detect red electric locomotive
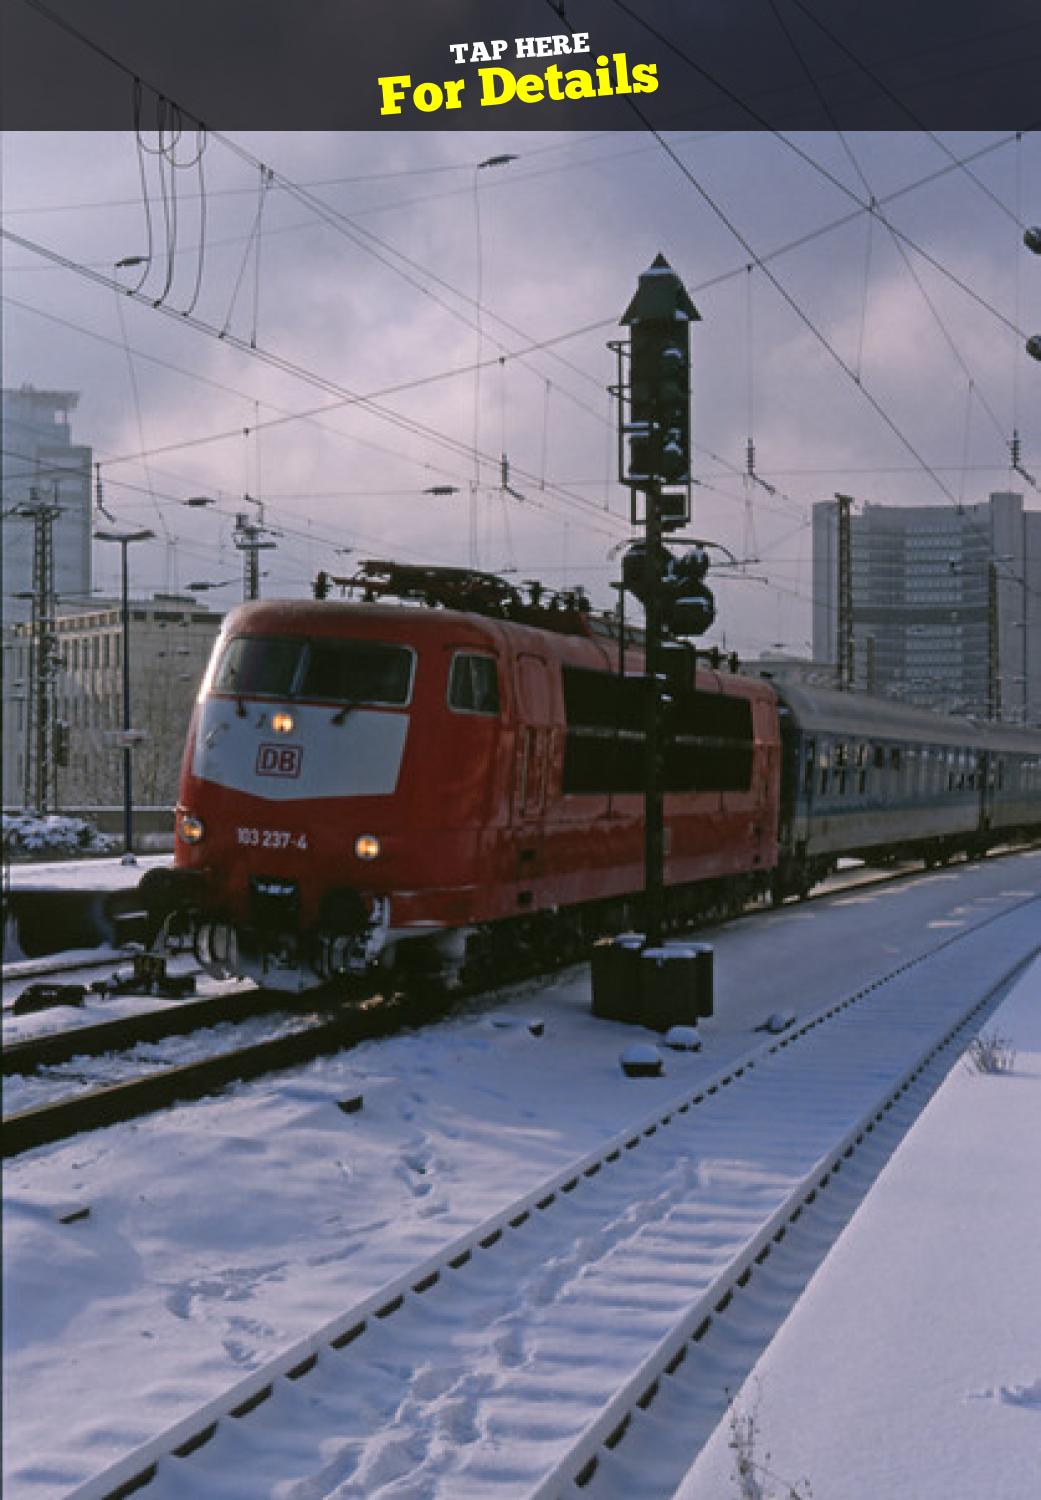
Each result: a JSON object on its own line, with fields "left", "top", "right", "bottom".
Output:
{"left": 142, "top": 563, "right": 781, "bottom": 991}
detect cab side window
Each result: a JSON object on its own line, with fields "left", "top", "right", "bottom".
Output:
{"left": 448, "top": 653, "right": 500, "bottom": 715}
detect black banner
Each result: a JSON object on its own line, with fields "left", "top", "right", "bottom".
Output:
{"left": 3, "top": 0, "right": 1039, "bottom": 130}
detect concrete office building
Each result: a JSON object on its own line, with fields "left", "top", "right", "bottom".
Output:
{"left": 812, "top": 491, "right": 1040, "bottom": 724}
{"left": 2, "top": 595, "right": 222, "bottom": 810}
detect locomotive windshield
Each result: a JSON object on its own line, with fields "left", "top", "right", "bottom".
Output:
{"left": 213, "top": 635, "right": 413, "bottom": 705}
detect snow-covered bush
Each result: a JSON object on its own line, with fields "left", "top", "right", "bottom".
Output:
{"left": 2, "top": 812, "right": 118, "bottom": 859}
{"left": 964, "top": 1030, "right": 1016, "bottom": 1075}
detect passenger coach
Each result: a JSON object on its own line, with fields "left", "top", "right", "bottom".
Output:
{"left": 769, "top": 678, "right": 1041, "bottom": 898}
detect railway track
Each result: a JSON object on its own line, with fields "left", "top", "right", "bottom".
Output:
{"left": 3, "top": 977, "right": 318, "bottom": 1075}
{"left": 0, "top": 988, "right": 454, "bottom": 1158}
{"left": 2, "top": 948, "right": 130, "bottom": 988}
{"left": 4, "top": 846, "right": 1036, "bottom": 1159}
{"left": 64, "top": 893, "right": 1039, "bottom": 1500}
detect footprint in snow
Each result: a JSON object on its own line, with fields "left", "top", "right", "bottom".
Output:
{"left": 437, "top": 1394, "right": 481, "bottom": 1445}
{"left": 416, "top": 1195, "right": 448, "bottom": 1218}
{"left": 394, "top": 1157, "right": 434, "bottom": 1198}
{"left": 411, "top": 1363, "right": 462, "bottom": 1401}
{"left": 969, "top": 1377, "right": 1041, "bottom": 1409}
{"left": 351, "top": 1432, "right": 428, "bottom": 1493}
{"left": 492, "top": 1321, "right": 528, "bottom": 1369}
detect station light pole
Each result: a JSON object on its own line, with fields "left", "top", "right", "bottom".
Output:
{"left": 94, "top": 527, "right": 154, "bottom": 862}
{"left": 1026, "top": 227, "right": 1041, "bottom": 361}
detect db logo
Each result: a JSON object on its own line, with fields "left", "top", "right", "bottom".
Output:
{"left": 256, "top": 743, "right": 302, "bottom": 778}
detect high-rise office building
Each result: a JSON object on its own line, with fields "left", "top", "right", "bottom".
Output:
{"left": 812, "top": 492, "right": 1040, "bottom": 723}
{"left": 2, "top": 385, "right": 93, "bottom": 626}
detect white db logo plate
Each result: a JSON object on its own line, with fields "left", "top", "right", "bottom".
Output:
{"left": 256, "top": 743, "right": 303, "bottom": 778}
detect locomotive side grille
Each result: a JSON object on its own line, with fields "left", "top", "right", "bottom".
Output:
{"left": 561, "top": 665, "right": 755, "bottom": 794}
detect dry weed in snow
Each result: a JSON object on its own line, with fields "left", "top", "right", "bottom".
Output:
{"left": 964, "top": 1030, "right": 1017, "bottom": 1075}
{"left": 727, "top": 1384, "right": 813, "bottom": 1499}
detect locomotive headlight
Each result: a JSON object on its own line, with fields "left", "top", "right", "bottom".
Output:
{"left": 179, "top": 812, "right": 205, "bottom": 845}
{"left": 354, "top": 834, "right": 381, "bottom": 861}
{"left": 272, "top": 711, "right": 295, "bottom": 734}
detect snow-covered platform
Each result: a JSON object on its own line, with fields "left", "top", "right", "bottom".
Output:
{"left": 4, "top": 854, "right": 170, "bottom": 893}
{"left": 676, "top": 953, "right": 1041, "bottom": 1500}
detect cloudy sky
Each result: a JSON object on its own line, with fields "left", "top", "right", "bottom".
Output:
{"left": 2, "top": 127, "right": 1038, "bottom": 657}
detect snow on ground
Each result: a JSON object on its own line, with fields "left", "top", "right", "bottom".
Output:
{"left": 3, "top": 851, "right": 1040, "bottom": 1498}
{"left": 675, "top": 954, "right": 1041, "bottom": 1500}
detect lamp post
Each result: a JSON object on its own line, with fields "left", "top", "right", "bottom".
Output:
{"left": 94, "top": 527, "right": 154, "bottom": 862}
{"left": 1026, "top": 227, "right": 1040, "bottom": 359}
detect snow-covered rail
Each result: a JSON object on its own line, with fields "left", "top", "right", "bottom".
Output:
{"left": 64, "top": 895, "right": 1039, "bottom": 1500}
{"left": 533, "top": 940, "right": 1036, "bottom": 1500}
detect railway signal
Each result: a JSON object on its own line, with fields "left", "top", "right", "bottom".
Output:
{"left": 628, "top": 321, "right": 691, "bottom": 487}
{"left": 621, "top": 540, "right": 715, "bottom": 639}
{"left": 615, "top": 251, "right": 700, "bottom": 531}
{"left": 616, "top": 256, "right": 703, "bottom": 952}
{"left": 595, "top": 256, "right": 715, "bottom": 1026}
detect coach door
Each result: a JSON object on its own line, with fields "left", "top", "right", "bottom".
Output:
{"left": 978, "top": 748, "right": 992, "bottom": 835}
{"left": 513, "top": 653, "right": 553, "bottom": 900}
{"left": 515, "top": 654, "right": 552, "bottom": 821}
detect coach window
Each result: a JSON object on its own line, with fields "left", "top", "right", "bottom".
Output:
{"left": 819, "top": 743, "right": 830, "bottom": 796}
{"left": 802, "top": 739, "right": 815, "bottom": 795}
{"left": 873, "top": 744, "right": 885, "bottom": 770}
{"left": 857, "top": 743, "right": 868, "bottom": 794}
{"left": 448, "top": 653, "right": 500, "bottom": 715}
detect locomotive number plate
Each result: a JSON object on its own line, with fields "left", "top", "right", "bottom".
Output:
{"left": 236, "top": 826, "right": 309, "bottom": 850}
